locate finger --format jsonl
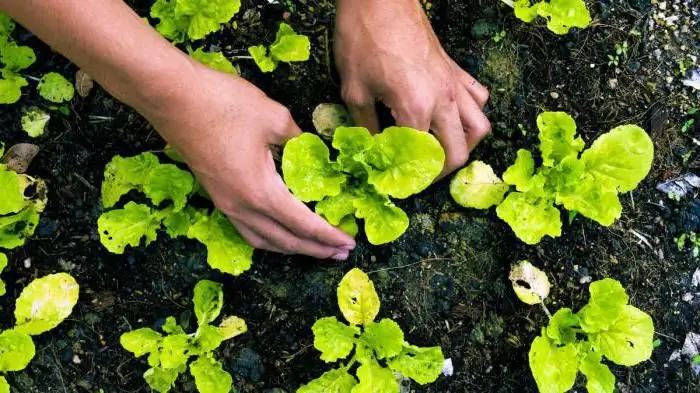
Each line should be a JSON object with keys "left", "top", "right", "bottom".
{"left": 267, "top": 106, "right": 303, "bottom": 146}
{"left": 233, "top": 220, "right": 286, "bottom": 254}
{"left": 265, "top": 178, "right": 356, "bottom": 249}
{"left": 457, "top": 88, "right": 492, "bottom": 152}
{"left": 431, "top": 102, "right": 469, "bottom": 178}
{"left": 389, "top": 95, "right": 433, "bottom": 132}
{"left": 453, "top": 62, "right": 489, "bottom": 109}
{"left": 247, "top": 213, "right": 349, "bottom": 260}
{"left": 342, "top": 84, "right": 380, "bottom": 132}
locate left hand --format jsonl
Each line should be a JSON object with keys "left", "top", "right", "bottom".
{"left": 334, "top": 0, "right": 491, "bottom": 177}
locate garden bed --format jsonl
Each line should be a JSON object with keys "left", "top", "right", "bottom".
{"left": 1, "top": 0, "right": 699, "bottom": 392}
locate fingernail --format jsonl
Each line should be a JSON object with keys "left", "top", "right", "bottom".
{"left": 331, "top": 252, "right": 349, "bottom": 261}
{"left": 339, "top": 244, "right": 355, "bottom": 251}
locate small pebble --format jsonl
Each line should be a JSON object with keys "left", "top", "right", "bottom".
{"left": 23, "top": 258, "right": 31, "bottom": 268}
{"left": 550, "top": 92, "right": 560, "bottom": 99}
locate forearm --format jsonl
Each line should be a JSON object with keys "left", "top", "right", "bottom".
{"left": 0, "top": 0, "right": 195, "bottom": 115}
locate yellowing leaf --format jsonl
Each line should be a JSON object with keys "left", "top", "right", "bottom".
{"left": 14, "top": 273, "right": 79, "bottom": 335}
{"left": 337, "top": 268, "right": 380, "bottom": 326}
{"left": 218, "top": 316, "right": 247, "bottom": 341}
{"left": 450, "top": 160, "right": 509, "bottom": 209}
{"left": 508, "top": 260, "right": 551, "bottom": 305}
{"left": 0, "top": 329, "right": 35, "bottom": 372}
{"left": 20, "top": 107, "right": 50, "bottom": 138}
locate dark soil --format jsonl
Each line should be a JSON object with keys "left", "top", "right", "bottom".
{"left": 1, "top": 0, "right": 699, "bottom": 392}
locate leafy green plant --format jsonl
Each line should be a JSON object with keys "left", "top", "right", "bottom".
{"left": 282, "top": 126, "right": 445, "bottom": 245}
{"left": 150, "top": 0, "right": 241, "bottom": 43}
{"left": 37, "top": 72, "right": 75, "bottom": 103}
{"left": 502, "top": 0, "right": 591, "bottom": 35}
{"left": 0, "top": 143, "right": 47, "bottom": 249}
{"left": 450, "top": 111, "right": 654, "bottom": 244}
{"left": 676, "top": 232, "right": 700, "bottom": 258}
{"left": 189, "top": 48, "right": 237, "bottom": 75}
{"left": 0, "top": 273, "right": 80, "bottom": 392}
{"left": 120, "top": 280, "right": 247, "bottom": 393}
{"left": 21, "top": 107, "right": 50, "bottom": 138}
{"left": 0, "top": 253, "right": 6, "bottom": 296}
{"left": 248, "top": 23, "right": 310, "bottom": 73}
{"left": 607, "top": 41, "right": 628, "bottom": 68}
{"left": 97, "top": 151, "right": 254, "bottom": 276}
{"left": 297, "top": 268, "right": 444, "bottom": 392}
{"left": 0, "top": 12, "right": 35, "bottom": 104}
{"left": 512, "top": 272, "right": 655, "bottom": 393}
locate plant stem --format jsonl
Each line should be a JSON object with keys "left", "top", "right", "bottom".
{"left": 539, "top": 301, "right": 553, "bottom": 319}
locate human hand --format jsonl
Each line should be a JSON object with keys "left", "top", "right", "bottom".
{"left": 138, "top": 60, "right": 356, "bottom": 259}
{"left": 334, "top": 0, "right": 491, "bottom": 177}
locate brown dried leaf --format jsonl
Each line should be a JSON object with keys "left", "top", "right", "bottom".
{"left": 75, "top": 69, "right": 94, "bottom": 98}
{"left": 2, "top": 143, "right": 40, "bottom": 174}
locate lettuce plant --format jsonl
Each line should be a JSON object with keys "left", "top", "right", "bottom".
{"left": 150, "top": 0, "right": 241, "bottom": 43}
{"left": 120, "top": 280, "right": 247, "bottom": 393}
{"left": 97, "top": 152, "right": 254, "bottom": 276}
{"left": 0, "top": 143, "right": 47, "bottom": 250}
{"left": 36, "top": 72, "right": 75, "bottom": 103}
{"left": 450, "top": 111, "right": 654, "bottom": 244}
{"left": 501, "top": 0, "right": 591, "bottom": 35}
{"left": 21, "top": 107, "right": 50, "bottom": 138}
{"left": 189, "top": 48, "right": 237, "bottom": 75}
{"left": 0, "top": 13, "right": 35, "bottom": 104}
{"left": 248, "top": 23, "right": 311, "bottom": 73}
{"left": 0, "top": 273, "right": 80, "bottom": 392}
{"left": 526, "top": 278, "right": 654, "bottom": 393}
{"left": 297, "top": 268, "right": 444, "bottom": 393}
{"left": 283, "top": 126, "right": 445, "bottom": 245}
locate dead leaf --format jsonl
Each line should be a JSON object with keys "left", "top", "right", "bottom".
{"left": 508, "top": 260, "right": 551, "bottom": 305}
{"left": 75, "top": 69, "right": 94, "bottom": 98}
{"left": 2, "top": 143, "right": 40, "bottom": 174}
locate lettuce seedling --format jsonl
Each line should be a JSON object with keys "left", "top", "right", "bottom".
{"left": 451, "top": 111, "right": 654, "bottom": 244}
{"left": 0, "top": 273, "right": 80, "bottom": 392}
{"left": 514, "top": 276, "right": 654, "bottom": 393}
{"left": 502, "top": 0, "right": 591, "bottom": 35}
{"left": 120, "top": 280, "right": 247, "bottom": 393}
{"left": 248, "top": 23, "right": 311, "bottom": 73}
{"left": 298, "top": 268, "right": 444, "bottom": 393}
{"left": 21, "top": 107, "right": 50, "bottom": 138}
{"left": 0, "top": 13, "right": 35, "bottom": 104}
{"left": 150, "top": 0, "right": 241, "bottom": 43}
{"left": 0, "top": 253, "right": 6, "bottom": 296}
{"left": 0, "top": 143, "right": 47, "bottom": 249}
{"left": 189, "top": 48, "right": 237, "bottom": 75}
{"left": 97, "top": 152, "right": 254, "bottom": 276}
{"left": 283, "top": 126, "right": 445, "bottom": 245}
{"left": 37, "top": 72, "right": 75, "bottom": 103}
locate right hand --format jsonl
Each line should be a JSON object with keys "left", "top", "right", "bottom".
{"left": 138, "top": 59, "right": 356, "bottom": 260}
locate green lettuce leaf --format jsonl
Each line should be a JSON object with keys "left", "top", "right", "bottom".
{"left": 0, "top": 252, "right": 7, "bottom": 296}
{"left": 14, "top": 273, "right": 80, "bottom": 335}
{"left": 144, "top": 366, "right": 180, "bottom": 393}
{"left": 332, "top": 126, "right": 374, "bottom": 175}
{"left": 578, "top": 278, "right": 629, "bottom": 333}
{"left": 337, "top": 215, "right": 359, "bottom": 237}
{"left": 450, "top": 160, "right": 509, "bottom": 209}
{"left": 315, "top": 191, "right": 358, "bottom": 226}
{"left": 0, "top": 376, "right": 9, "bottom": 393}
{"left": 269, "top": 23, "right": 311, "bottom": 63}
{"left": 218, "top": 316, "right": 247, "bottom": 341}
{"left": 579, "top": 352, "right": 615, "bottom": 393}
{"left": 1, "top": 42, "right": 35, "bottom": 72}
{"left": 593, "top": 305, "right": 654, "bottom": 366}
{"left": 387, "top": 344, "right": 444, "bottom": 385}
{"left": 557, "top": 174, "right": 622, "bottom": 226}
{"left": 190, "top": 48, "right": 237, "bottom": 74}
{"left": 297, "top": 368, "right": 357, "bottom": 393}
{"left": 162, "top": 316, "right": 186, "bottom": 335}
{"left": 150, "top": 0, "right": 189, "bottom": 43}
{"left": 496, "top": 192, "right": 561, "bottom": 244}
{"left": 159, "top": 334, "right": 192, "bottom": 369}
{"left": 358, "top": 127, "right": 445, "bottom": 199}
{"left": 513, "top": 0, "right": 540, "bottom": 22}
{"left": 0, "top": 329, "right": 35, "bottom": 372}
{"left": 189, "top": 356, "right": 232, "bottom": 393}
{"left": 528, "top": 335, "right": 578, "bottom": 393}
{"left": 186, "top": 210, "right": 253, "bottom": 276}
{"left": 97, "top": 202, "right": 162, "bottom": 254}
{"left": 537, "top": 112, "right": 584, "bottom": 167}
{"left": 353, "top": 189, "right": 409, "bottom": 245}
{"left": 351, "top": 360, "right": 399, "bottom": 393}
{"left": 143, "top": 164, "right": 195, "bottom": 211}
{"left": 121, "top": 328, "right": 163, "bottom": 358}
{"left": 21, "top": 107, "right": 50, "bottom": 138}
{"left": 581, "top": 125, "right": 654, "bottom": 193}
{"left": 160, "top": 207, "right": 199, "bottom": 238}
{"left": 102, "top": 153, "right": 161, "bottom": 208}
{"left": 537, "top": 0, "right": 592, "bottom": 35}
{"left": 0, "top": 12, "right": 15, "bottom": 46}
{"left": 0, "top": 205, "right": 39, "bottom": 249}
{"left": 312, "top": 317, "right": 358, "bottom": 363}
{"left": 546, "top": 308, "right": 579, "bottom": 346}
{"left": 361, "top": 319, "right": 404, "bottom": 360}
{"left": 177, "top": 0, "right": 241, "bottom": 41}
{"left": 193, "top": 280, "right": 224, "bottom": 326}
{"left": 248, "top": 45, "right": 277, "bottom": 73}
{"left": 282, "top": 133, "right": 346, "bottom": 202}
{"left": 337, "top": 268, "right": 380, "bottom": 326}
{"left": 0, "top": 72, "right": 28, "bottom": 104}
{"left": 193, "top": 325, "right": 224, "bottom": 354}
{"left": 37, "top": 72, "right": 75, "bottom": 103}
{"left": 503, "top": 149, "right": 535, "bottom": 191}
{"left": 0, "top": 166, "right": 27, "bottom": 215}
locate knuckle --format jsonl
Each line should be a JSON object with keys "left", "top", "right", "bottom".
{"left": 474, "top": 117, "right": 492, "bottom": 136}
{"left": 405, "top": 95, "right": 432, "bottom": 120}
{"left": 246, "top": 236, "right": 266, "bottom": 250}
{"left": 446, "top": 151, "right": 469, "bottom": 170}
{"left": 341, "top": 85, "right": 370, "bottom": 108}
{"left": 279, "top": 237, "right": 301, "bottom": 253}
{"left": 273, "top": 106, "right": 295, "bottom": 131}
